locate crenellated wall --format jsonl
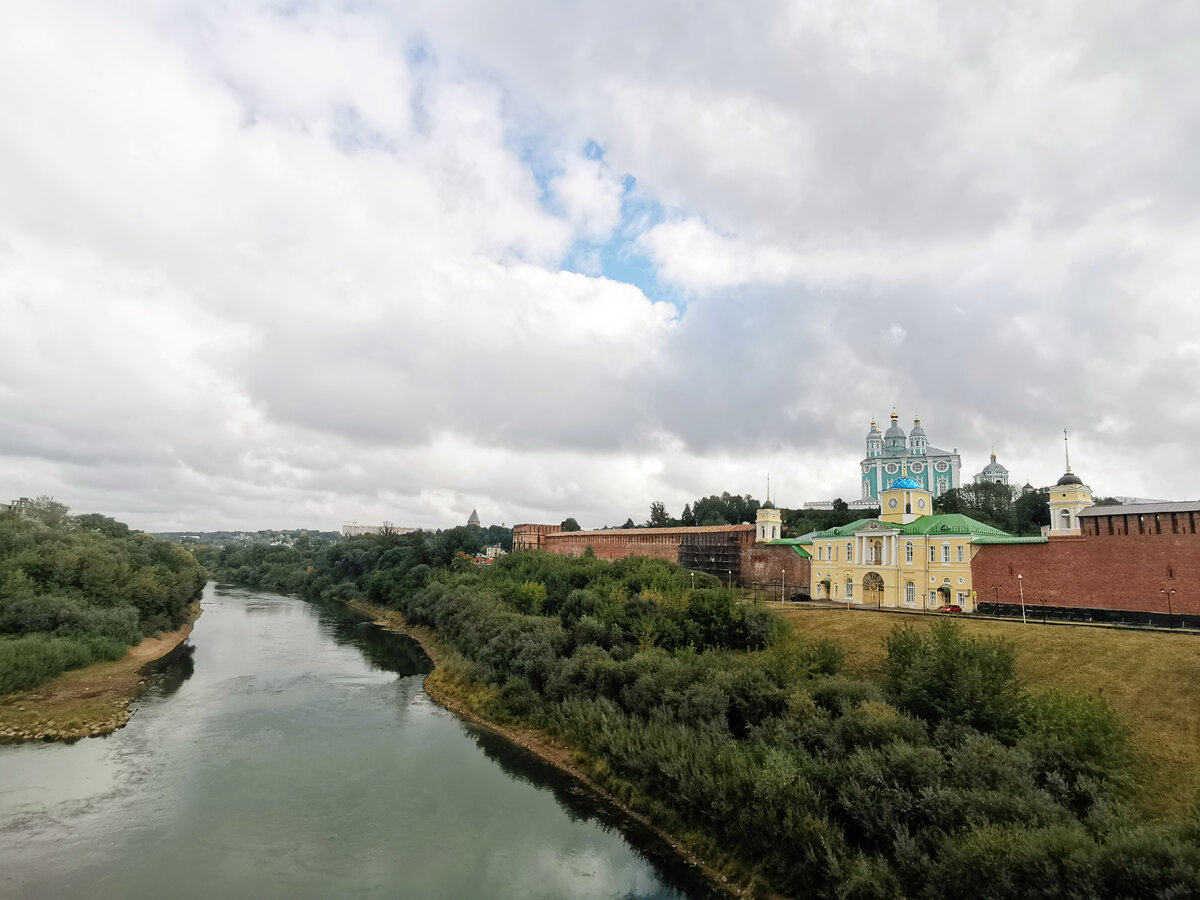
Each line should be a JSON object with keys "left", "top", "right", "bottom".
{"left": 513, "top": 523, "right": 808, "bottom": 589}
{"left": 971, "top": 524, "right": 1200, "bottom": 616}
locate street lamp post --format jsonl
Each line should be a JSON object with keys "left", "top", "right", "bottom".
{"left": 728, "top": 569, "right": 732, "bottom": 591}
{"left": 991, "top": 584, "right": 1002, "bottom": 618}
{"left": 781, "top": 569, "right": 787, "bottom": 604}
{"left": 1017, "top": 574, "right": 1027, "bottom": 625}
{"left": 1161, "top": 588, "right": 1176, "bottom": 622}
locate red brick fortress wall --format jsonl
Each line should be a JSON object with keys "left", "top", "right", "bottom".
{"left": 515, "top": 523, "right": 808, "bottom": 589}
{"left": 543, "top": 528, "right": 683, "bottom": 562}
{"left": 740, "top": 546, "right": 811, "bottom": 591}
{"left": 972, "top": 526, "right": 1200, "bottom": 616}
{"left": 541, "top": 524, "right": 755, "bottom": 565}
{"left": 512, "top": 523, "right": 562, "bottom": 552}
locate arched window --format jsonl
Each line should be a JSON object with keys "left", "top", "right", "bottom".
{"left": 905, "top": 542, "right": 913, "bottom": 564}
{"left": 846, "top": 542, "right": 853, "bottom": 561}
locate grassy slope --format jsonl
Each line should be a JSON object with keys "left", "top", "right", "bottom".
{"left": 768, "top": 602, "right": 1200, "bottom": 820}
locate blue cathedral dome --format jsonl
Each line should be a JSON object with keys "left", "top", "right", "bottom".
{"left": 888, "top": 476, "right": 923, "bottom": 490}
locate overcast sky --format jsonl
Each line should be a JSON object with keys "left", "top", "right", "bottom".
{"left": 3, "top": 1, "right": 1198, "bottom": 532}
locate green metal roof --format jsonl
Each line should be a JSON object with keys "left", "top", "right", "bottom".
{"left": 765, "top": 538, "right": 812, "bottom": 558}
{"left": 809, "top": 513, "right": 1020, "bottom": 541}
{"left": 970, "top": 535, "right": 1048, "bottom": 545}
{"left": 897, "top": 514, "right": 1010, "bottom": 537}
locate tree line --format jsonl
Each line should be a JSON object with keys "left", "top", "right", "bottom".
{"left": 211, "top": 537, "right": 1199, "bottom": 898}
{"left": 0, "top": 498, "right": 207, "bottom": 693}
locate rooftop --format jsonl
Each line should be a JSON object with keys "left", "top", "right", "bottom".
{"left": 1080, "top": 500, "right": 1200, "bottom": 518}
{"left": 810, "top": 513, "right": 1015, "bottom": 540}
{"left": 546, "top": 524, "right": 756, "bottom": 537}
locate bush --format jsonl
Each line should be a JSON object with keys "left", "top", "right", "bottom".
{"left": 884, "top": 621, "right": 1021, "bottom": 735}
{"left": 0, "top": 633, "right": 128, "bottom": 693}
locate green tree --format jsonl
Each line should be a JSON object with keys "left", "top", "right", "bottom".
{"left": 647, "top": 501, "right": 671, "bottom": 528}
{"left": 560, "top": 517, "right": 582, "bottom": 532}
{"left": 1013, "top": 488, "right": 1051, "bottom": 535}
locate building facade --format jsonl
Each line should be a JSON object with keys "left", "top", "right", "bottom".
{"left": 808, "top": 475, "right": 1014, "bottom": 611}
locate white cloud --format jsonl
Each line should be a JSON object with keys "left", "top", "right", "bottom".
{"left": 551, "top": 156, "right": 623, "bottom": 242}
{"left": 2, "top": 0, "right": 1200, "bottom": 530}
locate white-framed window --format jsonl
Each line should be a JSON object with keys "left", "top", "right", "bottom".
{"left": 928, "top": 590, "right": 937, "bottom": 605}
{"left": 818, "top": 546, "right": 824, "bottom": 560}
{"left": 846, "top": 542, "right": 853, "bottom": 561}
{"left": 845, "top": 580, "right": 854, "bottom": 600}
{"left": 957, "top": 592, "right": 968, "bottom": 605}
{"left": 929, "top": 546, "right": 936, "bottom": 563}
{"left": 942, "top": 544, "right": 950, "bottom": 563}
{"left": 905, "top": 542, "right": 913, "bottom": 564}
{"left": 957, "top": 545, "right": 964, "bottom": 563}
{"left": 905, "top": 582, "right": 916, "bottom": 605}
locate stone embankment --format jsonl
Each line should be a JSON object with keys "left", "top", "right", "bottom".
{"left": 0, "top": 604, "right": 202, "bottom": 742}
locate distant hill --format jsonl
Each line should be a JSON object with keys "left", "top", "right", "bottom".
{"left": 153, "top": 529, "right": 343, "bottom": 546}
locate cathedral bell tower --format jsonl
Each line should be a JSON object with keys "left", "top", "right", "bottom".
{"left": 755, "top": 477, "right": 782, "bottom": 542}
{"left": 1047, "top": 430, "right": 1093, "bottom": 536}
{"left": 879, "top": 461, "right": 933, "bottom": 525}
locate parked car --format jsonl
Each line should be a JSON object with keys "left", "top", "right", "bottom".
{"left": 938, "top": 604, "right": 963, "bottom": 613}
{"left": 789, "top": 592, "right": 812, "bottom": 603}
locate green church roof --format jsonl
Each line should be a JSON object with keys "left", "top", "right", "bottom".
{"left": 970, "top": 535, "right": 1049, "bottom": 545}
{"left": 810, "top": 513, "right": 1018, "bottom": 541}
{"left": 897, "top": 514, "right": 1010, "bottom": 537}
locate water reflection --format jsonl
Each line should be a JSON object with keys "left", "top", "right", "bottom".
{"left": 469, "top": 726, "right": 721, "bottom": 899}
{"left": 141, "top": 642, "right": 195, "bottom": 699}
{"left": 0, "top": 585, "right": 714, "bottom": 900}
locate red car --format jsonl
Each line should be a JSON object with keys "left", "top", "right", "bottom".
{"left": 938, "top": 604, "right": 963, "bottom": 613}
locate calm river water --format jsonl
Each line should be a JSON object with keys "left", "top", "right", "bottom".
{"left": 0, "top": 584, "right": 716, "bottom": 899}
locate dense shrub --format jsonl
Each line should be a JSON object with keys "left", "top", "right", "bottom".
{"left": 211, "top": 539, "right": 1199, "bottom": 899}
{"left": 0, "top": 506, "right": 206, "bottom": 693}
{"left": 883, "top": 620, "right": 1022, "bottom": 735}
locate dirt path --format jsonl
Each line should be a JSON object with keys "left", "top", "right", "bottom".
{"left": 0, "top": 603, "right": 203, "bottom": 742}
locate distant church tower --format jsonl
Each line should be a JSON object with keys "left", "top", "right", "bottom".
{"left": 467, "top": 508, "right": 481, "bottom": 527}
{"left": 755, "top": 478, "right": 782, "bottom": 542}
{"left": 973, "top": 451, "right": 1010, "bottom": 486}
{"left": 1047, "top": 430, "right": 1093, "bottom": 536}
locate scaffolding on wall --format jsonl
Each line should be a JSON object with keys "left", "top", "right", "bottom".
{"left": 679, "top": 536, "right": 742, "bottom": 585}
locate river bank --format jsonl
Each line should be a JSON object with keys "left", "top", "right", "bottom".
{"left": 0, "top": 603, "right": 203, "bottom": 742}
{"left": 349, "top": 599, "right": 757, "bottom": 900}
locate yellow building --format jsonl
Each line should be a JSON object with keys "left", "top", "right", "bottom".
{"left": 806, "top": 474, "right": 1015, "bottom": 611}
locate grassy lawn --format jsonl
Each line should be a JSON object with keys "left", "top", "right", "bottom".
{"left": 764, "top": 601, "right": 1200, "bottom": 821}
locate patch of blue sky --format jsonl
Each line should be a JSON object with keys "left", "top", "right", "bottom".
{"left": 563, "top": 174, "right": 680, "bottom": 308}
{"left": 509, "top": 128, "right": 561, "bottom": 207}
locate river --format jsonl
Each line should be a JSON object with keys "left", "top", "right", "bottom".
{"left": 0, "top": 584, "right": 717, "bottom": 899}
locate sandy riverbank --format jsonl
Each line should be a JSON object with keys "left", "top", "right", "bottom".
{"left": 0, "top": 603, "right": 203, "bottom": 742}
{"left": 349, "top": 599, "right": 759, "bottom": 900}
